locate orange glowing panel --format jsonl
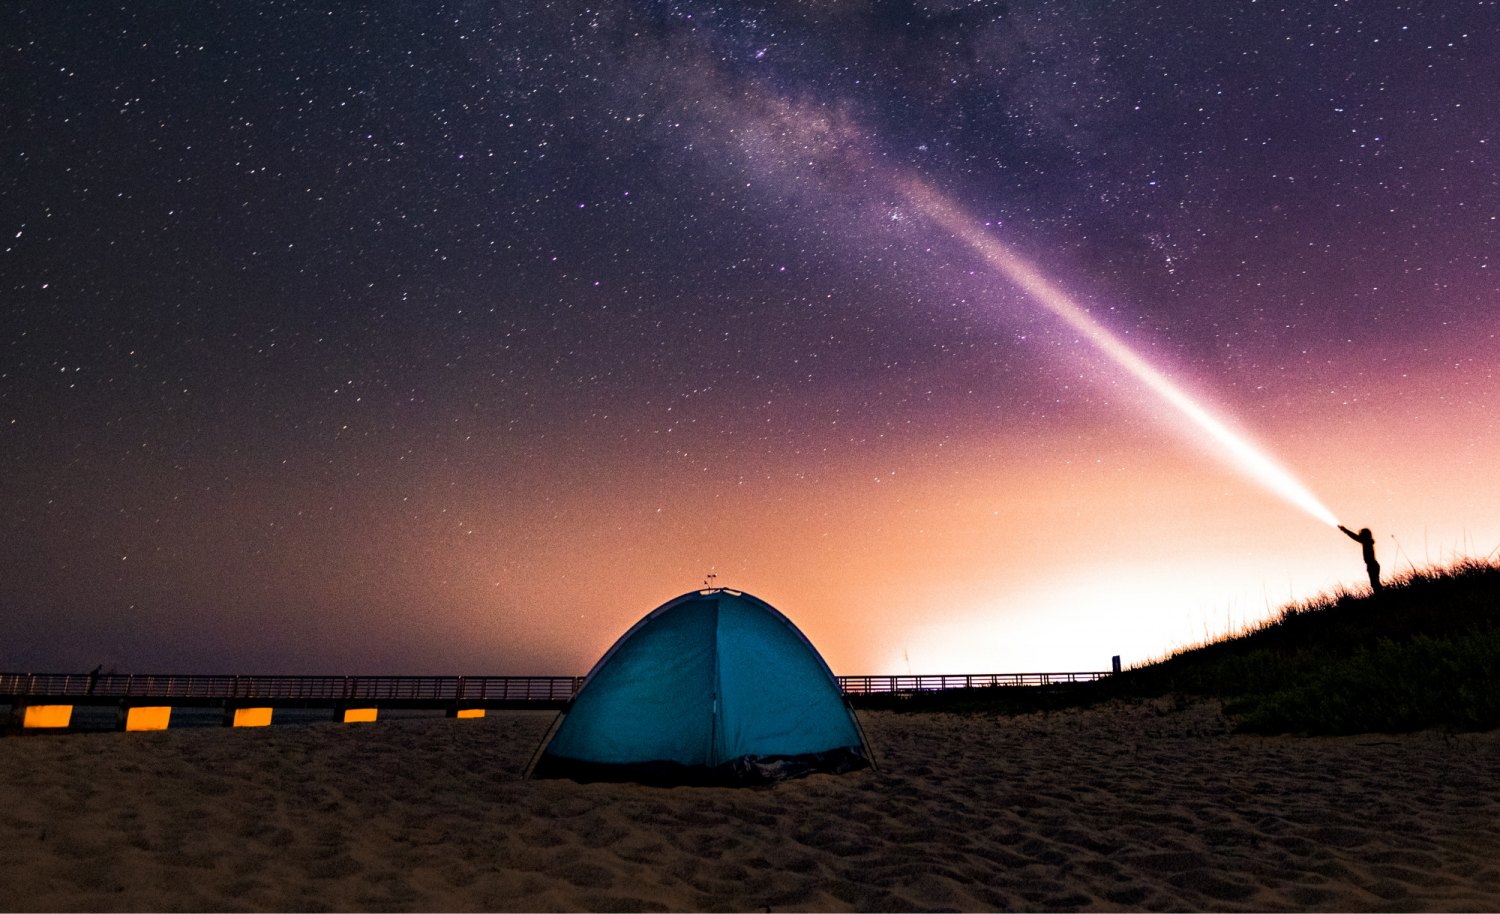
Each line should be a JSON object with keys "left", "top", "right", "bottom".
{"left": 340, "top": 707, "right": 377, "bottom": 723}
{"left": 122, "top": 706, "right": 172, "bottom": 731}
{"left": 230, "top": 707, "right": 273, "bottom": 727}
{"left": 21, "top": 704, "right": 73, "bottom": 729}
{"left": 454, "top": 708, "right": 485, "bottom": 719}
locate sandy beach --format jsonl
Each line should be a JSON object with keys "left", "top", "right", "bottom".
{"left": 1, "top": 702, "right": 1497, "bottom": 912}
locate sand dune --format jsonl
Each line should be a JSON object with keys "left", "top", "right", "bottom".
{"left": 2, "top": 701, "right": 1497, "bottom": 911}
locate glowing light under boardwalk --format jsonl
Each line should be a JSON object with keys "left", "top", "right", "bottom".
{"left": 899, "top": 177, "right": 1340, "bottom": 529}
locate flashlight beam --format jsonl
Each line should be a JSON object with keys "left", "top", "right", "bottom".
{"left": 899, "top": 177, "right": 1340, "bottom": 529}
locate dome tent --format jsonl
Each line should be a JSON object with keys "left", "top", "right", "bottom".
{"left": 528, "top": 588, "right": 873, "bottom": 785}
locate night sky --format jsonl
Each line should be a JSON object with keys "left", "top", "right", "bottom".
{"left": 4, "top": 2, "right": 1498, "bottom": 676}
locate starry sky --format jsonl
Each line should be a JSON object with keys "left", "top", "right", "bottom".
{"left": 4, "top": 1, "right": 1498, "bottom": 676}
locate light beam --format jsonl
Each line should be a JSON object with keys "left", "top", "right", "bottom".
{"left": 899, "top": 177, "right": 1340, "bottom": 529}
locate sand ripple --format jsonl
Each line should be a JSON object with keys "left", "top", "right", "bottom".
{"left": 2, "top": 701, "right": 1497, "bottom": 911}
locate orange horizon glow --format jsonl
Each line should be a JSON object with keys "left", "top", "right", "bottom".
{"left": 6, "top": 338, "right": 1496, "bottom": 678}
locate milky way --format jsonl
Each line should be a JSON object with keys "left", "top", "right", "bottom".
{"left": 3, "top": 2, "right": 1498, "bottom": 675}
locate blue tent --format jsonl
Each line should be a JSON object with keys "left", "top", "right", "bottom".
{"left": 528, "top": 588, "right": 873, "bottom": 785}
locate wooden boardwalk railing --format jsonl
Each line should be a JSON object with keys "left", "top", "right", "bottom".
{"left": 838, "top": 672, "right": 1108, "bottom": 694}
{"left": 0, "top": 670, "right": 1108, "bottom": 705}
{"left": 0, "top": 673, "right": 583, "bottom": 704}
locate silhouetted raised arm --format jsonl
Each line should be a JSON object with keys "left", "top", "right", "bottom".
{"left": 1337, "top": 524, "right": 1383, "bottom": 593}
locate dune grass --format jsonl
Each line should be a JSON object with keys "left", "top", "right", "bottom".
{"left": 862, "top": 558, "right": 1500, "bottom": 735}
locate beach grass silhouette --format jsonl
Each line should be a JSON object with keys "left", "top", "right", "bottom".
{"left": 863, "top": 558, "right": 1500, "bottom": 735}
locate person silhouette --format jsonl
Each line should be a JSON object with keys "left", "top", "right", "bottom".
{"left": 1338, "top": 525, "right": 1383, "bottom": 593}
